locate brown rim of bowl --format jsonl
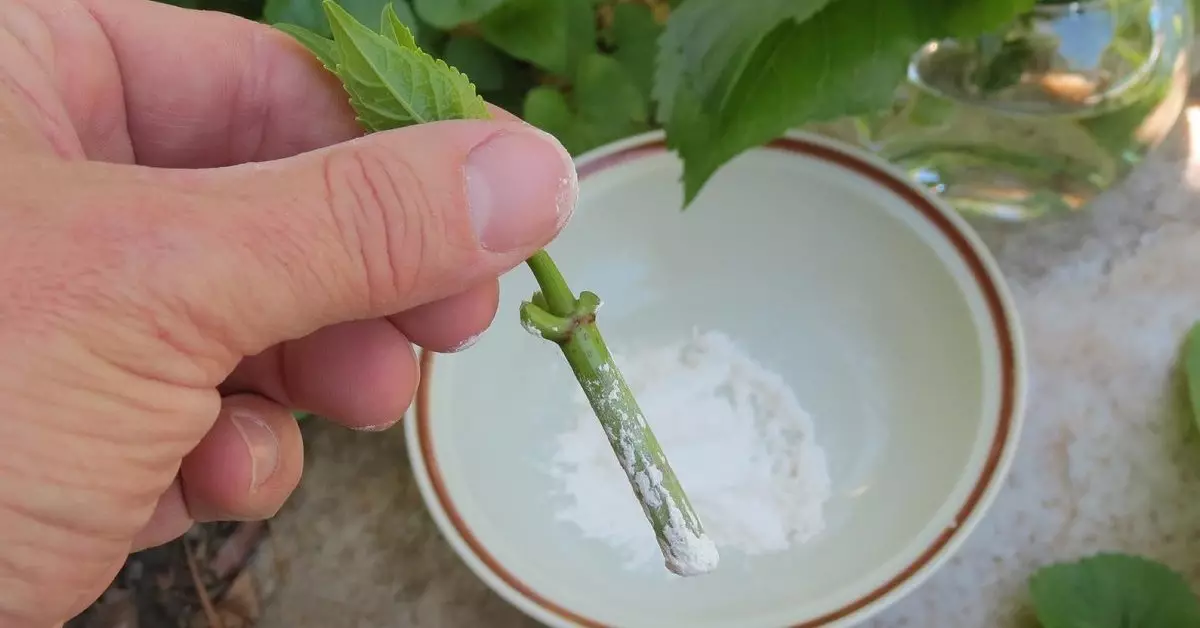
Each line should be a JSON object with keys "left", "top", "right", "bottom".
{"left": 415, "top": 135, "right": 1019, "bottom": 628}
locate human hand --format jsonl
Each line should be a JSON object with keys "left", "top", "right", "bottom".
{"left": 0, "top": 0, "right": 576, "bottom": 624}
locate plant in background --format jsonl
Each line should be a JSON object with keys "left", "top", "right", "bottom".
{"left": 157, "top": 0, "right": 1048, "bottom": 205}
{"left": 1027, "top": 553, "right": 1200, "bottom": 626}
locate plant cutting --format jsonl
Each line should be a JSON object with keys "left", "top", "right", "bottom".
{"left": 276, "top": 0, "right": 718, "bottom": 576}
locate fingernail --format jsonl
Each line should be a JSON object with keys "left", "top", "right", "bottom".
{"left": 230, "top": 411, "right": 279, "bottom": 492}
{"left": 448, "top": 332, "right": 482, "bottom": 352}
{"left": 465, "top": 129, "right": 577, "bottom": 252}
{"left": 355, "top": 419, "right": 400, "bottom": 432}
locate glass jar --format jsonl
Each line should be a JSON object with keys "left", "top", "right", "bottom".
{"left": 812, "top": 0, "right": 1193, "bottom": 221}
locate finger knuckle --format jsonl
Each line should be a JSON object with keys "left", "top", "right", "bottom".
{"left": 320, "top": 145, "right": 448, "bottom": 309}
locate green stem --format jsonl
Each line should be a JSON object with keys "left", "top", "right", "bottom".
{"left": 520, "top": 250, "right": 719, "bottom": 576}
{"left": 525, "top": 251, "right": 576, "bottom": 316}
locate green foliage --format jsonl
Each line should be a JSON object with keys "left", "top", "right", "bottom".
{"left": 152, "top": 0, "right": 1047, "bottom": 203}
{"left": 413, "top": 0, "right": 506, "bottom": 29}
{"left": 652, "top": 0, "right": 834, "bottom": 123}
{"left": 656, "top": 0, "right": 1037, "bottom": 202}
{"left": 440, "top": 36, "right": 509, "bottom": 92}
{"left": 606, "top": 3, "right": 662, "bottom": 102}
{"left": 523, "top": 53, "right": 649, "bottom": 155}
{"left": 1028, "top": 553, "right": 1200, "bottom": 627}
{"left": 279, "top": 2, "right": 489, "bottom": 131}
{"left": 476, "top": 0, "right": 596, "bottom": 77}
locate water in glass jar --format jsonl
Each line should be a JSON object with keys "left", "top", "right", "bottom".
{"left": 813, "top": 0, "right": 1193, "bottom": 221}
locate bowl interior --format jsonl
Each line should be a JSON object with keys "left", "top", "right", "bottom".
{"left": 411, "top": 136, "right": 1016, "bottom": 628}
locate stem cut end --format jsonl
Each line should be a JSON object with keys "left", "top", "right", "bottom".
{"left": 663, "top": 531, "right": 720, "bottom": 577}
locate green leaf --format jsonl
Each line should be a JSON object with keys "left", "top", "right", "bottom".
{"left": 523, "top": 88, "right": 575, "bottom": 140}
{"left": 523, "top": 53, "right": 648, "bottom": 155}
{"left": 1028, "top": 553, "right": 1200, "bottom": 627}
{"left": 608, "top": 3, "right": 662, "bottom": 103}
{"left": 653, "top": 0, "right": 834, "bottom": 123}
{"left": 1183, "top": 321, "right": 1200, "bottom": 436}
{"left": 441, "top": 36, "right": 508, "bottom": 92}
{"left": 381, "top": 2, "right": 418, "bottom": 48}
{"left": 413, "top": 0, "right": 506, "bottom": 29}
{"left": 478, "top": 0, "right": 595, "bottom": 76}
{"left": 265, "top": 0, "right": 415, "bottom": 38}
{"left": 321, "top": 0, "right": 489, "bottom": 131}
{"left": 339, "top": 0, "right": 398, "bottom": 29}
{"left": 275, "top": 22, "right": 340, "bottom": 70}
{"left": 661, "top": 0, "right": 1036, "bottom": 204}
{"left": 392, "top": 0, "right": 446, "bottom": 52}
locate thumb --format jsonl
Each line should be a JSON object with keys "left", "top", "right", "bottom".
{"left": 149, "top": 118, "right": 577, "bottom": 358}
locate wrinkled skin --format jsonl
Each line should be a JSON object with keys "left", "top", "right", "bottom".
{"left": 0, "top": 0, "right": 576, "bottom": 625}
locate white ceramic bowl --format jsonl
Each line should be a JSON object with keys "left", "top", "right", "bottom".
{"left": 407, "top": 131, "right": 1027, "bottom": 627}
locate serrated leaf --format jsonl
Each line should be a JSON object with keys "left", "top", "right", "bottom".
{"left": 653, "top": 0, "right": 833, "bottom": 123}
{"left": 275, "top": 23, "right": 340, "bottom": 71}
{"left": 321, "top": 0, "right": 488, "bottom": 131}
{"left": 412, "top": 0, "right": 506, "bottom": 29}
{"left": 478, "top": 0, "right": 595, "bottom": 76}
{"left": 1028, "top": 553, "right": 1200, "bottom": 627}
{"left": 1183, "top": 321, "right": 1200, "bottom": 435}
{"left": 392, "top": 0, "right": 446, "bottom": 52}
{"left": 265, "top": 0, "right": 419, "bottom": 39}
{"left": 609, "top": 3, "right": 662, "bottom": 102}
{"left": 662, "top": 0, "right": 1036, "bottom": 205}
{"left": 441, "top": 36, "right": 508, "bottom": 92}
{"left": 381, "top": 2, "right": 417, "bottom": 48}
{"left": 523, "top": 53, "right": 647, "bottom": 155}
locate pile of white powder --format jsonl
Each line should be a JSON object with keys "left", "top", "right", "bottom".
{"left": 547, "top": 328, "right": 832, "bottom": 572}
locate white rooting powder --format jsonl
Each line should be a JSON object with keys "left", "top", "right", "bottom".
{"left": 548, "top": 329, "right": 832, "bottom": 573}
